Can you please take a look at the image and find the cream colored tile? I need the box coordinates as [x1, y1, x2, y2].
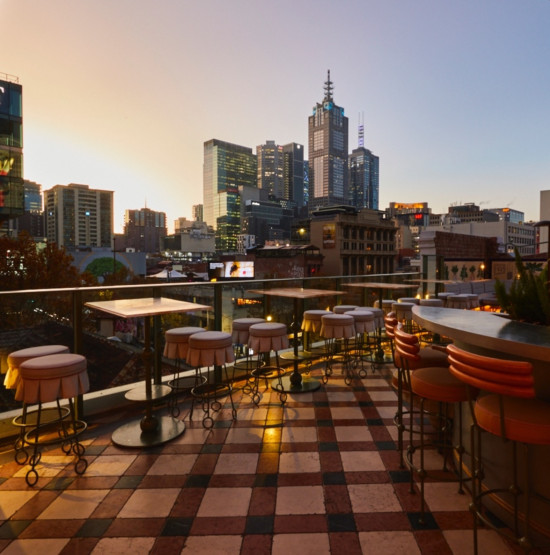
[197, 487, 252, 517]
[334, 425, 372, 442]
[444, 529, 514, 554]
[279, 451, 321, 473]
[358, 531, 421, 554]
[224, 426, 264, 443]
[13, 455, 70, 479]
[326, 391, 357, 402]
[91, 537, 156, 555]
[85, 454, 137, 477]
[348, 483, 402, 513]
[213, 453, 259, 474]
[146, 453, 198, 475]
[369, 390, 397, 401]
[118, 488, 179, 518]
[376, 406, 398, 419]
[183, 535, 243, 554]
[423, 482, 471, 512]
[2, 539, 70, 555]
[340, 450, 385, 472]
[330, 406, 364, 420]
[38, 489, 109, 520]
[275, 486, 325, 515]
[281, 426, 317, 443]
[272, 533, 330, 555]
[0, 490, 37, 519]
[282, 406, 316, 420]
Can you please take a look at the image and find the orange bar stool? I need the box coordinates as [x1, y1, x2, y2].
[231, 317, 266, 389]
[447, 344, 550, 553]
[164, 326, 206, 418]
[394, 326, 468, 524]
[302, 309, 331, 356]
[247, 322, 289, 404]
[17, 353, 89, 486]
[349, 309, 376, 378]
[6, 345, 70, 465]
[390, 315, 450, 468]
[187, 331, 236, 429]
[320, 313, 356, 385]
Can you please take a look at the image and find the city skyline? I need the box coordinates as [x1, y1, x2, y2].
[3, 0, 549, 233]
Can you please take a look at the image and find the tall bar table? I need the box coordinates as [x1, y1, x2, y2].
[250, 287, 343, 394]
[86, 297, 211, 447]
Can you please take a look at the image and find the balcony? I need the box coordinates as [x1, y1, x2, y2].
[0, 275, 527, 552]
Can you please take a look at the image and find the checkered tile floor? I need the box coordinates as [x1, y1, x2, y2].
[0, 361, 521, 554]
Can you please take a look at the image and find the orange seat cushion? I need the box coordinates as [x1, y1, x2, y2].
[411, 366, 470, 403]
[475, 394, 550, 445]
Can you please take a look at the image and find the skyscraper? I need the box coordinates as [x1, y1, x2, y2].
[123, 207, 166, 253]
[349, 147, 379, 210]
[257, 140, 284, 200]
[283, 143, 305, 209]
[308, 70, 348, 211]
[44, 183, 113, 248]
[203, 139, 257, 252]
[0, 74, 24, 226]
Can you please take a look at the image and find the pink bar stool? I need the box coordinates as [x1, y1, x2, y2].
[333, 304, 359, 314]
[187, 331, 236, 429]
[349, 309, 376, 377]
[231, 317, 266, 388]
[301, 309, 331, 354]
[6, 345, 70, 465]
[320, 313, 356, 385]
[164, 326, 206, 418]
[17, 353, 89, 486]
[248, 322, 289, 404]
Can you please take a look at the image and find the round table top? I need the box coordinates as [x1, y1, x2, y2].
[412, 305, 550, 362]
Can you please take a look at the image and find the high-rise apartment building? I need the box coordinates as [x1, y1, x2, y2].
[257, 140, 284, 200]
[44, 183, 113, 248]
[283, 143, 305, 209]
[203, 139, 257, 252]
[0, 73, 24, 225]
[192, 204, 203, 222]
[349, 147, 379, 210]
[308, 71, 348, 211]
[123, 207, 166, 253]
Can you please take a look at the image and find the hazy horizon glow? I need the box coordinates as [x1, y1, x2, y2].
[3, 0, 549, 233]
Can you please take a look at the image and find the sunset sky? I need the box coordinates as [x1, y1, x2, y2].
[2, 0, 549, 232]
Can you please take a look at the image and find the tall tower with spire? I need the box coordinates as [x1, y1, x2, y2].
[307, 70, 349, 211]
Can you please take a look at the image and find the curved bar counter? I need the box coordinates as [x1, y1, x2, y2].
[412, 305, 550, 542]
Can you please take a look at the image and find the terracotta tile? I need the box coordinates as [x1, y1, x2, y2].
[354, 512, 411, 531]
[241, 534, 272, 555]
[150, 536, 186, 554]
[248, 487, 277, 515]
[319, 451, 343, 472]
[59, 537, 99, 554]
[190, 453, 219, 474]
[104, 517, 165, 537]
[169, 488, 206, 518]
[329, 531, 363, 554]
[413, 530, 454, 555]
[277, 473, 322, 486]
[209, 474, 255, 487]
[257, 452, 279, 474]
[9, 490, 57, 520]
[90, 489, 133, 519]
[324, 484, 353, 514]
[19, 519, 85, 538]
[190, 516, 246, 535]
[274, 515, 328, 534]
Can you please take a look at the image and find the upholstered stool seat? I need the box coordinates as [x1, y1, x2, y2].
[321, 313, 356, 385]
[359, 306, 384, 329]
[446, 294, 470, 309]
[463, 293, 479, 309]
[164, 326, 205, 418]
[436, 292, 454, 306]
[248, 322, 289, 404]
[392, 302, 415, 331]
[164, 326, 205, 360]
[5, 345, 70, 390]
[17, 353, 89, 486]
[188, 331, 236, 429]
[232, 317, 265, 344]
[374, 299, 395, 314]
[333, 304, 359, 314]
[419, 298, 444, 307]
[398, 297, 420, 304]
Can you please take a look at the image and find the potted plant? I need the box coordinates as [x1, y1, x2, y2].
[495, 247, 550, 325]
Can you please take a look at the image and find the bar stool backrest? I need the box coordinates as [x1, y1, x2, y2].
[394, 324, 421, 364]
[384, 312, 398, 339]
[447, 344, 534, 399]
